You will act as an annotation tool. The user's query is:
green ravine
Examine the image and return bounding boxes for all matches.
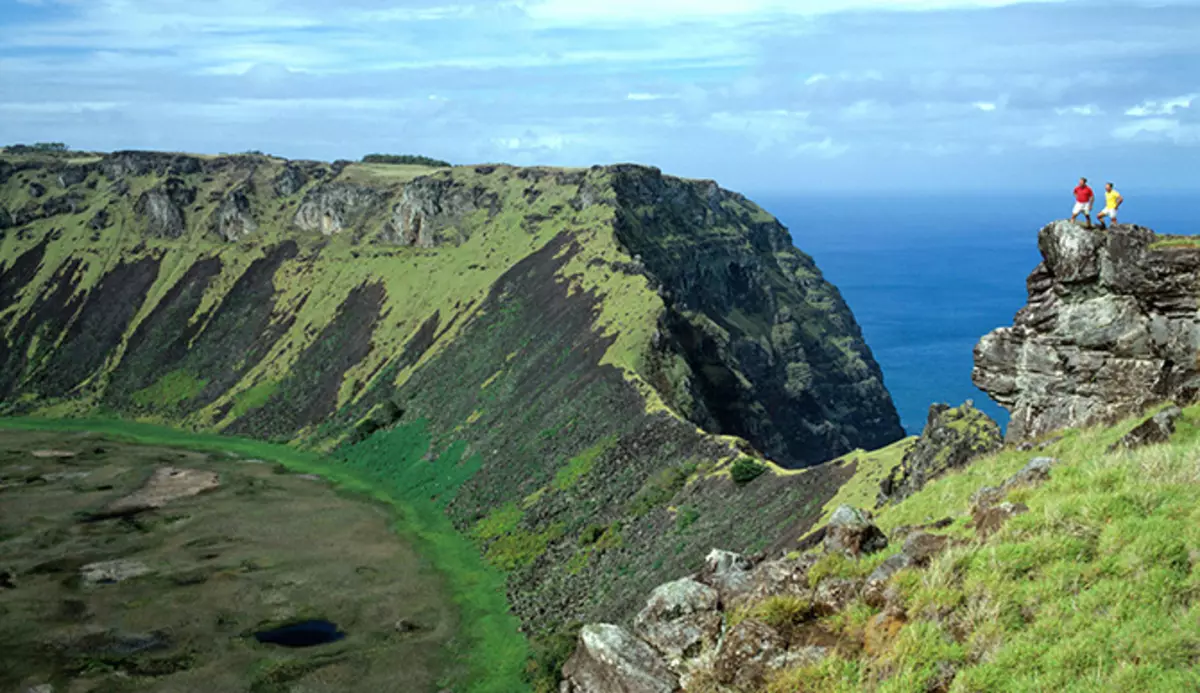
[0,415,528,693]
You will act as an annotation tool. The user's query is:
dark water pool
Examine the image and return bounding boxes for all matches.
[254,619,345,647]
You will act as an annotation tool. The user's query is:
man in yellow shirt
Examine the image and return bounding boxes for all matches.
[1097,182,1123,229]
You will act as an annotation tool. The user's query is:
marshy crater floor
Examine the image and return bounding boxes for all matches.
[0,428,457,693]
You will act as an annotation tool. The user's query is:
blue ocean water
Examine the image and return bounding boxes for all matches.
[755,193,1199,435]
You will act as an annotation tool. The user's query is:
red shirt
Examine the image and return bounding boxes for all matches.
[1074,185,1094,203]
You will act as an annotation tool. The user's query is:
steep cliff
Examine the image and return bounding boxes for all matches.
[0,148,902,684]
[974,221,1200,441]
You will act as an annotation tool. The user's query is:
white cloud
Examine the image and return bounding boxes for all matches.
[805,73,829,85]
[794,137,849,158]
[1112,118,1200,144]
[707,109,819,152]
[973,101,997,112]
[520,0,1071,25]
[627,92,671,101]
[1125,93,1197,117]
[1054,105,1099,116]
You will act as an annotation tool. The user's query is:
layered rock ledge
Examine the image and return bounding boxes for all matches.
[973,221,1200,441]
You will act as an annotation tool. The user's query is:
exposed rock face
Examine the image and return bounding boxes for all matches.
[211,184,258,241]
[135,178,195,238]
[293,182,381,235]
[1108,406,1182,452]
[273,163,309,197]
[632,579,722,666]
[877,402,1003,506]
[610,166,904,467]
[974,222,1200,441]
[380,176,501,247]
[560,624,680,693]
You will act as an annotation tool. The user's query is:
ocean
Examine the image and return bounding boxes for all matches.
[755,193,1199,435]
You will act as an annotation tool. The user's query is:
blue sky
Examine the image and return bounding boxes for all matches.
[1,0,1197,193]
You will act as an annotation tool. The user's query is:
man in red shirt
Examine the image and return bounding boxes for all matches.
[1070,177,1095,226]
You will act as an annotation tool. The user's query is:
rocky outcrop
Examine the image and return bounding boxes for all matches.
[1108,406,1182,452]
[210,184,258,241]
[292,182,382,235]
[632,579,722,667]
[974,221,1200,441]
[877,402,1003,506]
[380,176,501,247]
[560,624,680,693]
[135,178,195,238]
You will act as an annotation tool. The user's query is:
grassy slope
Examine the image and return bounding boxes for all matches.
[1,153,874,691]
[0,416,527,693]
[767,404,1200,692]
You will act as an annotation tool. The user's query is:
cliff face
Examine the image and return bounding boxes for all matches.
[0,148,901,667]
[974,221,1200,441]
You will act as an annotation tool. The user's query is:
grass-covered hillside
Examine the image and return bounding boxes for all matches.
[0,148,903,689]
[741,404,1200,692]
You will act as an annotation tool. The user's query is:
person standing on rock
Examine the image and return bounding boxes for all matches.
[1070,177,1095,226]
[1097,182,1123,229]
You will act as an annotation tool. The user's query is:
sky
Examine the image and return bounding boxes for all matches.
[1,0,1198,194]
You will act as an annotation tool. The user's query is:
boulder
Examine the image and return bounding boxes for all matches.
[698,549,754,605]
[824,506,887,557]
[1005,457,1056,487]
[974,222,1200,441]
[813,577,861,615]
[877,402,1003,505]
[743,555,817,603]
[1108,406,1183,452]
[80,559,153,586]
[632,578,722,665]
[712,619,793,690]
[972,501,1029,539]
[863,554,912,608]
[901,532,950,567]
[560,624,679,693]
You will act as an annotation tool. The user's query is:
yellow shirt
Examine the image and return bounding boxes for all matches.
[1106,189,1122,209]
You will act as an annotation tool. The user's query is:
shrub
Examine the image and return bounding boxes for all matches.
[362,153,451,167]
[731,456,767,485]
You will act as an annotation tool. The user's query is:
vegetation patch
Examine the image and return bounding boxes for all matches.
[131,370,208,408]
[552,436,615,491]
[773,404,1200,692]
[730,456,768,485]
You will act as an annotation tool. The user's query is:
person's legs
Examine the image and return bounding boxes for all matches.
[1097,209,1109,229]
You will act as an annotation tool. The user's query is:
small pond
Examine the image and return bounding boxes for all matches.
[254,619,345,648]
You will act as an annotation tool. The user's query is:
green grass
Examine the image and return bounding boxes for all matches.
[1148,237,1200,250]
[227,380,280,420]
[0,416,529,693]
[552,436,615,491]
[774,404,1200,692]
[130,369,208,407]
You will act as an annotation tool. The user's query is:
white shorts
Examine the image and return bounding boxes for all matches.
[1099,207,1117,220]
[1072,202,1092,215]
